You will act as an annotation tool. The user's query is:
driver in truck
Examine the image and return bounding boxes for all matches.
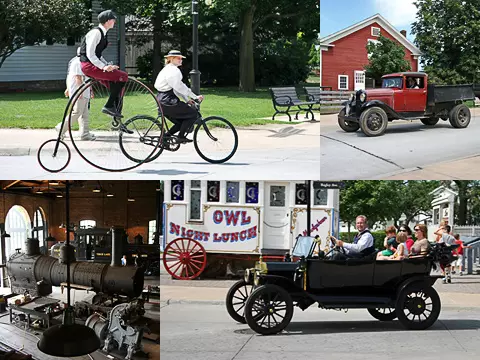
[407,77,420,89]
[329,215,375,259]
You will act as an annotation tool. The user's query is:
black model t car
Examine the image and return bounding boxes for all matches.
[226,236,457,335]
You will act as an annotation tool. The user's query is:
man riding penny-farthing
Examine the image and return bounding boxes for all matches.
[38,10,164,172]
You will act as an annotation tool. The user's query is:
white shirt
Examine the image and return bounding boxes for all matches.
[343,229,374,255]
[440,233,456,246]
[85,24,109,70]
[154,63,198,102]
[67,57,90,99]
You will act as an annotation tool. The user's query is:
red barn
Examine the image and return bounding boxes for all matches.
[320,14,422,91]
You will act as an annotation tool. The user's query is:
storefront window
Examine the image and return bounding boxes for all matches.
[190,181,202,220]
[245,182,259,204]
[313,181,328,206]
[226,181,240,203]
[295,183,307,205]
[270,186,286,207]
[207,181,220,202]
[171,180,184,201]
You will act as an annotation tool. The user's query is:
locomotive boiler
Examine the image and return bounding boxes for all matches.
[6,230,144,299]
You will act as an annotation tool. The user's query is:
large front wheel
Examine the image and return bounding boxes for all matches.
[226,279,254,324]
[244,284,294,335]
[193,116,238,163]
[359,106,388,137]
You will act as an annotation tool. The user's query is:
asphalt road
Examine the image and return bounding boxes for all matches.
[160,302,480,360]
[320,113,480,180]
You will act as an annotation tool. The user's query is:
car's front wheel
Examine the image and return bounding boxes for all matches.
[395,283,441,330]
[359,106,388,136]
[338,108,360,132]
[244,284,294,335]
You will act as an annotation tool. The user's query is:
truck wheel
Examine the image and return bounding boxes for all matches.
[421,117,439,126]
[338,108,359,132]
[359,106,388,137]
[449,104,471,128]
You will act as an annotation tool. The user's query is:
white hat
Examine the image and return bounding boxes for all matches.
[164,50,186,59]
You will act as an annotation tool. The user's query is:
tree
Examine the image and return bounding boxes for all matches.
[412,0,480,84]
[0,0,89,69]
[214,0,319,92]
[364,35,411,82]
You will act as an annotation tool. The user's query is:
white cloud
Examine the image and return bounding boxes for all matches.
[372,0,417,27]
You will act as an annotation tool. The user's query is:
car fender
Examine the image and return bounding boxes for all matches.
[360,100,398,118]
[396,275,439,296]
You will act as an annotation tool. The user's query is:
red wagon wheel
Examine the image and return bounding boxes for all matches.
[162,237,207,280]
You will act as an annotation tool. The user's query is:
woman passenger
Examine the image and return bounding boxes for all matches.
[410,224,431,257]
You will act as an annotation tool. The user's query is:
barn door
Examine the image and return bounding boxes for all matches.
[354,71,365,91]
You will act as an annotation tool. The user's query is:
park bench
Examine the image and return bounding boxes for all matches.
[269,87,316,121]
[304,86,321,112]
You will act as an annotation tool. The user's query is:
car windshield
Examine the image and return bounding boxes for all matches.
[382,77,403,88]
[292,236,316,257]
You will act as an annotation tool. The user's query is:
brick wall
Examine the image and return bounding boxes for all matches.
[0,181,159,246]
[322,22,418,91]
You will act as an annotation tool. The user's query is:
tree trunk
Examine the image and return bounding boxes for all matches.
[238,5,255,92]
[152,8,163,84]
[455,181,468,225]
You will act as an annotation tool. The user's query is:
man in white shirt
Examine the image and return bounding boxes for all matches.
[55,48,95,141]
[155,50,204,144]
[78,10,129,122]
[330,215,375,258]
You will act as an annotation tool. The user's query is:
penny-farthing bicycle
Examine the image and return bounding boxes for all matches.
[37,77,164,172]
[122,100,238,164]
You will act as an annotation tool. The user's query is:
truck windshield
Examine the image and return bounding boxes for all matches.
[382,77,403,88]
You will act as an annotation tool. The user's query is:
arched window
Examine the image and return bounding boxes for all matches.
[5,205,31,257]
[33,208,46,243]
[79,220,96,229]
[148,220,156,244]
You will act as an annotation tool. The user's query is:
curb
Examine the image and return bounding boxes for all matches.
[0,148,32,156]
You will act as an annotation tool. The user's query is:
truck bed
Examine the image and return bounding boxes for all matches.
[427,84,475,105]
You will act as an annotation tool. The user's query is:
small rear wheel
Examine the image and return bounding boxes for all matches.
[367,307,397,321]
[37,139,71,173]
[449,104,471,128]
[338,108,360,132]
[359,106,388,137]
[420,117,439,126]
[395,283,441,330]
[244,284,293,335]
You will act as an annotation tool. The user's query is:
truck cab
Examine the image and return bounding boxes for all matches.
[378,72,428,113]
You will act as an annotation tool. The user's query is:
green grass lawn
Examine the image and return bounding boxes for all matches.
[0,87,300,129]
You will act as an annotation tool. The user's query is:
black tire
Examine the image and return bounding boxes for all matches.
[449,104,471,128]
[244,284,294,335]
[338,108,360,132]
[193,116,238,164]
[359,106,388,137]
[119,115,164,163]
[367,308,397,321]
[395,283,441,330]
[226,279,254,324]
[37,139,71,173]
[420,117,439,126]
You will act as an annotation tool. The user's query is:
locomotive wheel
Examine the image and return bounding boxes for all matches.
[359,106,388,137]
[395,283,441,330]
[244,284,294,335]
[226,279,254,324]
[162,238,207,280]
[367,307,397,321]
[449,104,471,128]
[338,108,360,132]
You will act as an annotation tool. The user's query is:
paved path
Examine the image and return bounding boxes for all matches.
[320,108,480,179]
[0,121,320,179]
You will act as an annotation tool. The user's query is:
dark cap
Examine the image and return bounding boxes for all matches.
[98,10,117,24]
[387,237,398,248]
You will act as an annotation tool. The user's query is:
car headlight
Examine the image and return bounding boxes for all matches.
[349,93,355,102]
[359,92,367,102]
[254,271,260,286]
[244,268,251,283]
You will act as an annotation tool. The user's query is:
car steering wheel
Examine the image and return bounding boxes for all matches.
[326,236,346,256]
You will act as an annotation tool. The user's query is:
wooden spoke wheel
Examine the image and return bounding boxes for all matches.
[162,238,207,280]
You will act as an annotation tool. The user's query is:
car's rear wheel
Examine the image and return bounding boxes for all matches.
[367,307,397,321]
[395,284,441,330]
[244,284,293,335]
[449,104,471,128]
[226,279,254,324]
[420,117,439,126]
[359,106,388,137]
[338,108,360,132]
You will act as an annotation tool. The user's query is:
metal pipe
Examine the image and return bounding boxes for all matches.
[66,181,71,306]
[306,181,311,237]
[189,0,201,94]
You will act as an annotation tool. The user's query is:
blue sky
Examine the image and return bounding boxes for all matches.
[320,0,418,43]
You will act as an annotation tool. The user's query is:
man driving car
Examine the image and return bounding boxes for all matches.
[329,215,375,259]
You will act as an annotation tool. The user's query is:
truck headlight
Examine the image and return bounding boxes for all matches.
[359,92,367,102]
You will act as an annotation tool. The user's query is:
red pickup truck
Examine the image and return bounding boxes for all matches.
[338,72,476,136]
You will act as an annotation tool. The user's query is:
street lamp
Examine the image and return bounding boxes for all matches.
[190,0,212,95]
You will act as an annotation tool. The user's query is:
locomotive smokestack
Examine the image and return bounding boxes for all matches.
[25,238,40,256]
[110,227,125,267]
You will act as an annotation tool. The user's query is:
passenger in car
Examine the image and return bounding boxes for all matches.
[388,232,409,260]
[398,224,414,252]
[376,237,398,260]
[376,226,397,260]
[410,224,431,257]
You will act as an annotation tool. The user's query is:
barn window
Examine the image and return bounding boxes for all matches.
[371,27,381,36]
[32,208,46,243]
[5,205,31,257]
[338,75,348,90]
[79,220,96,229]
